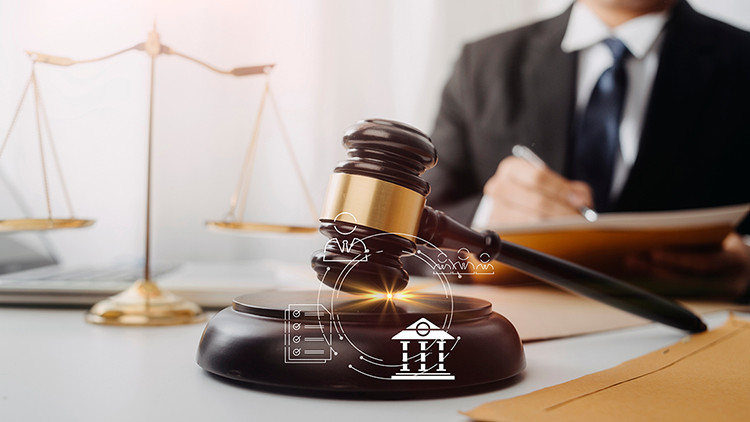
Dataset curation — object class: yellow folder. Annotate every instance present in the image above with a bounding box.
[472,203,750,284]
[463,314,750,422]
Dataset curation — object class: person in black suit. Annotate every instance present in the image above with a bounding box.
[426,0,750,297]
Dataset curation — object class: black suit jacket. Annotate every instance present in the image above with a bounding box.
[426,1,750,233]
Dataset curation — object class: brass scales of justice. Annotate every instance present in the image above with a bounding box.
[0,24,319,326]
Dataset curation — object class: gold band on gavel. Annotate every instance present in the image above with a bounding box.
[320,173,426,238]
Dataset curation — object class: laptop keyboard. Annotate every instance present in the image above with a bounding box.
[0,264,178,290]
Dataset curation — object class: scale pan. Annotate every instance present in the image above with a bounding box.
[206,220,317,234]
[0,218,94,232]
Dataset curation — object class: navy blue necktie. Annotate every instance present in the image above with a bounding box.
[572,38,630,211]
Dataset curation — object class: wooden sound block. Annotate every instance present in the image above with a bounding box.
[197,290,525,396]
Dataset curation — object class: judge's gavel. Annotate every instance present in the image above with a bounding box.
[311,119,706,333]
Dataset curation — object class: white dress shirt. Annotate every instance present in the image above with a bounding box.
[472,2,670,228]
[562,1,669,202]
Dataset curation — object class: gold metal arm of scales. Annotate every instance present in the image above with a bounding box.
[1,24,318,235]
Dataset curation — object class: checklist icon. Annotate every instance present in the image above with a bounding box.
[284,304,333,364]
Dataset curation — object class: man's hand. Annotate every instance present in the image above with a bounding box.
[625,232,750,299]
[483,156,594,225]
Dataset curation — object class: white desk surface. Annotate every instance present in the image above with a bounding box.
[0,305,741,422]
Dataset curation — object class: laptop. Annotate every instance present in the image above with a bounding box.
[0,236,309,308]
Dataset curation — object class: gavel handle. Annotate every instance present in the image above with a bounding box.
[417,206,707,333]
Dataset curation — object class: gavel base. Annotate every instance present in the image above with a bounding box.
[197,290,525,397]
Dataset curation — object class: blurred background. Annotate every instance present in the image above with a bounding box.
[1,0,748,270]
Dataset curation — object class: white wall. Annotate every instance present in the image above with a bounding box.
[0,0,748,268]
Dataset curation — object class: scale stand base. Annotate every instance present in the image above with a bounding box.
[197,290,525,397]
[85,279,206,326]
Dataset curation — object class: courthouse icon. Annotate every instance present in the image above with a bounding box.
[390,318,455,380]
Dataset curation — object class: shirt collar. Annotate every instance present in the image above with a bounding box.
[561,2,670,59]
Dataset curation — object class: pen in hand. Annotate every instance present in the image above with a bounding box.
[511,145,599,222]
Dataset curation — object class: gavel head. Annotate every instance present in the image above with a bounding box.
[310,119,437,294]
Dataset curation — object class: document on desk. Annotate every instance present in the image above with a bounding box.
[443,283,750,341]
[479,203,750,282]
[463,314,750,422]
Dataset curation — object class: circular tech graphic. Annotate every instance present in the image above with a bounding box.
[316,231,461,381]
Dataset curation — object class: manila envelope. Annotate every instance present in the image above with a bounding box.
[463,315,750,422]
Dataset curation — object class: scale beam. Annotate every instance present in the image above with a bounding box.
[26,27,274,77]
